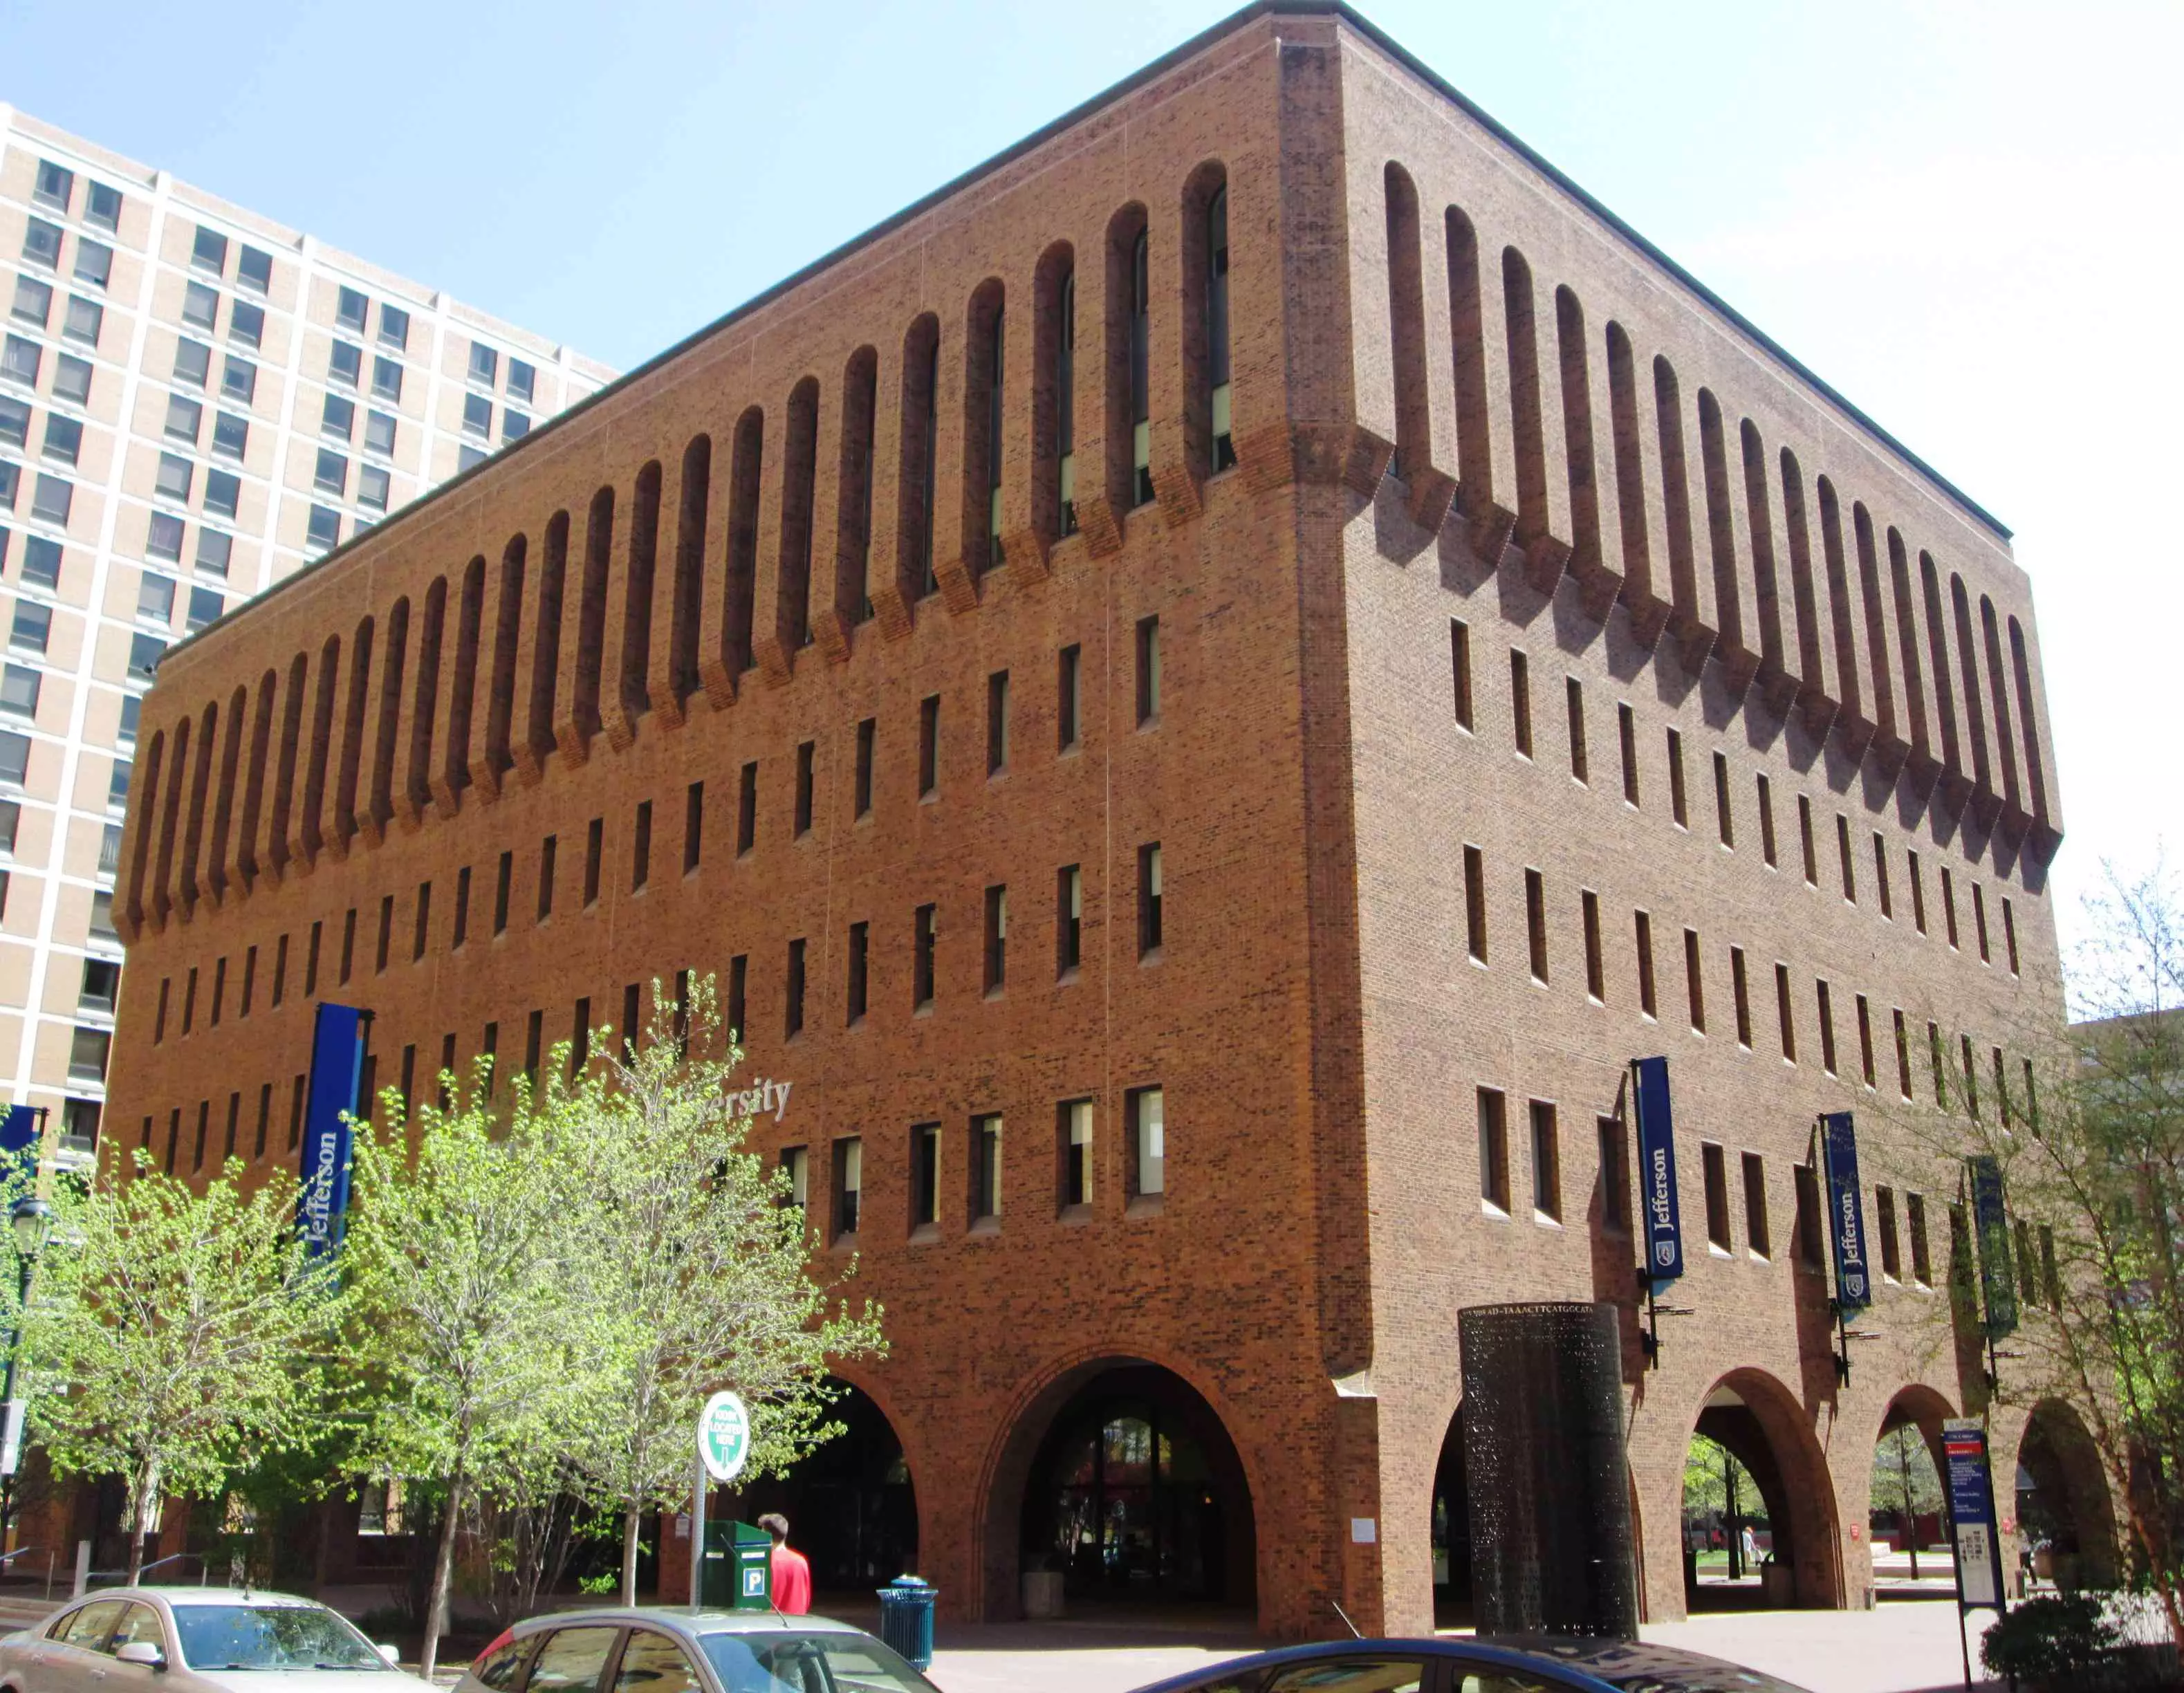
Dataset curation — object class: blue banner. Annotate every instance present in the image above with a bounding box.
[0,1105,38,1184]
[297,1004,367,1258]
[1820,1112,1872,1313]
[1943,1418,2005,1610]
[1968,1154,2017,1340]
[1631,1056,1683,1284]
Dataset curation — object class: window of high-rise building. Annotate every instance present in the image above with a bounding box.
[329,342,362,387]
[137,573,176,623]
[220,355,255,403]
[147,512,185,562]
[1,664,41,719]
[211,412,248,460]
[237,246,272,293]
[229,300,265,349]
[306,506,341,550]
[33,162,73,212]
[503,411,530,442]
[52,354,91,405]
[21,220,63,269]
[0,396,27,450]
[322,394,354,439]
[191,226,228,275]
[62,296,101,346]
[358,465,391,512]
[1,335,39,385]
[174,339,210,387]
[364,409,396,454]
[314,450,347,495]
[508,358,536,404]
[155,454,193,502]
[44,415,82,466]
[371,357,402,402]
[183,281,219,332]
[462,394,492,438]
[164,395,203,443]
[194,529,232,577]
[378,304,409,350]
[86,183,122,232]
[30,473,70,524]
[204,470,240,519]
[335,287,368,333]
[468,342,498,385]
[186,587,224,632]
[72,240,112,290]
[11,277,52,327]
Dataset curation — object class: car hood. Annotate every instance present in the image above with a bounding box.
[190,1669,434,1693]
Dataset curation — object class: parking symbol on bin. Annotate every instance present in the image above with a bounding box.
[743,1566,766,1598]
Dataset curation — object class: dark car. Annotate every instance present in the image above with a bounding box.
[1126,1634,1816,1693]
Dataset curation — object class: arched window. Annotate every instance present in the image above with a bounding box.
[1131,228,1151,506]
[780,380,819,647]
[968,288,1003,569]
[725,409,764,669]
[837,346,878,624]
[1057,266,1077,534]
[1206,183,1232,470]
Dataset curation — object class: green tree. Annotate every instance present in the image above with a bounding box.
[344,1059,592,1678]
[23,1156,342,1582]
[1891,860,2184,1649]
[1871,1425,1944,1578]
[561,979,887,1604]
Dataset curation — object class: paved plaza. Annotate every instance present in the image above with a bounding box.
[922,1601,2002,1693]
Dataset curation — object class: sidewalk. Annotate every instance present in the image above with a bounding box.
[923,1600,2004,1693]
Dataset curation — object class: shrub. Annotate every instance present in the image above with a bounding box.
[1981,1595,2125,1691]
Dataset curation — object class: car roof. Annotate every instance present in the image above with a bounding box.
[1127,1637,1623,1693]
[81,1588,327,1609]
[509,1607,870,1639]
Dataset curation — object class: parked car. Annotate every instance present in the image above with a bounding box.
[1127,1634,1818,1692]
[452,1605,939,1693]
[0,1586,427,1692]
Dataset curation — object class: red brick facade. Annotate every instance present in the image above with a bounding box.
[98,3,2072,1639]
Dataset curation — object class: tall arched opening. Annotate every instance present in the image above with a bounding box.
[1429,1402,1472,1627]
[737,1380,918,1599]
[1871,1385,1955,1598]
[1681,1370,1842,1611]
[2016,1398,2119,1592]
[984,1358,1256,1620]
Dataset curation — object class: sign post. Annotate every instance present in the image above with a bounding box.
[1629,1057,1689,1368]
[1943,1418,2008,1691]
[1820,1113,1873,1385]
[690,1391,752,1609]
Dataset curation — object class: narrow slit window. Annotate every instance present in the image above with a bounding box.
[1712,752,1733,846]
[1565,678,1587,784]
[631,802,651,891]
[1757,774,1777,867]
[1909,850,1928,934]
[686,780,705,870]
[1702,1143,1732,1250]
[1741,1153,1770,1259]
[1683,928,1704,1033]
[846,920,869,1024]
[1972,883,1990,963]
[918,695,939,797]
[1138,842,1163,957]
[1873,834,1893,918]
[1509,649,1532,757]
[786,938,806,1038]
[1836,814,1856,903]
[537,835,556,922]
[983,884,1008,993]
[1876,1187,1901,1279]
[1596,1116,1631,1234]
[1894,1009,1913,1100]
[1057,646,1081,752]
[1775,963,1795,1061]
[1730,947,1752,1048]
[1666,729,1687,826]
[1618,704,1639,806]
[1206,185,1233,470]
[1478,1087,1509,1213]
[2003,897,2020,975]
[1941,867,1959,947]
[988,672,1011,774]
[1581,889,1603,1001]
[412,882,430,961]
[727,956,746,1042]
[910,1125,939,1231]
[1929,1021,1947,1105]
[1463,845,1488,964]
[1129,1085,1165,1199]
[1634,910,1656,1017]
[914,903,936,1009]
[972,1112,1003,1223]
[795,743,815,836]
[1451,620,1473,731]
[1798,795,1818,887]
[1816,979,1837,1075]
[737,761,757,854]
[1856,994,1876,1086]
[1057,864,1082,976]
[584,819,602,906]
[1907,1192,1932,1286]
[1525,868,1548,983]
[1136,616,1162,726]
[855,718,876,816]
[453,869,471,947]
[1060,1099,1093,1210]
[1529,1100,1560,1221]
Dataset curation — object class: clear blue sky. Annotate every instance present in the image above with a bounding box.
[10,0,2178,946]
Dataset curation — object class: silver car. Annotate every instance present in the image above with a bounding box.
[0,1586,428,1692]
[451,1604,939,1693]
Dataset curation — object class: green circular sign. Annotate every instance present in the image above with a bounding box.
[699,1391,751,1483]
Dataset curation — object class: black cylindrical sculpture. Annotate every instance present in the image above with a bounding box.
[1460,1300,1639,1638]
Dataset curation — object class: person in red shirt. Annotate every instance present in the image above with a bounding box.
[759,1512,812,1614]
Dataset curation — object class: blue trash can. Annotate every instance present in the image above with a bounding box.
[875,1574,936,1670]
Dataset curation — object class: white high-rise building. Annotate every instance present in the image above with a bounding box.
[0,104,615,1159]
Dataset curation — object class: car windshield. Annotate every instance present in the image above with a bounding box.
[170,1603,386,1672]
[698,1629,938,1693]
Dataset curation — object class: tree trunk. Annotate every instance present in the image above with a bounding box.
[621,1502,641,1606]
[126,1469,153,1584]
[420,1470,465,1681]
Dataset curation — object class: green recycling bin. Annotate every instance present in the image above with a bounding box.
[701,1520,774,1610]
[876,1575,936,1669]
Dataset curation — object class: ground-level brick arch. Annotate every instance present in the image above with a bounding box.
[1997,1396,2122,1592]
[1676,1364,1846,1612]
[970,1344,1272,1629]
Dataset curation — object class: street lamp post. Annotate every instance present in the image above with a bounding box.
[0,1195,55,1551]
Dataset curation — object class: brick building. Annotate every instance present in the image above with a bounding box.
[94,1,2099,1636]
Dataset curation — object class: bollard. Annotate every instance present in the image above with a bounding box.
[72,1539,89,1598]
